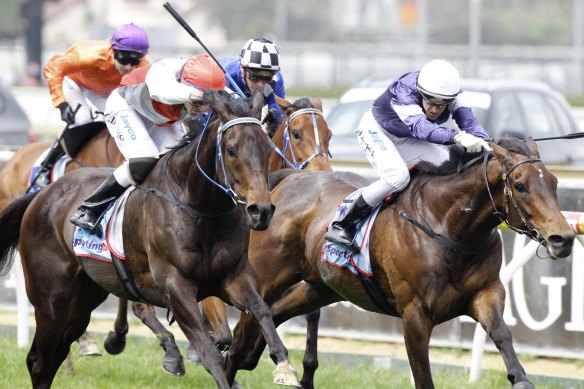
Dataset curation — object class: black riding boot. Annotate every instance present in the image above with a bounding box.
[34,142,65,187]
[324,194,374,253]
[69,174,127,231]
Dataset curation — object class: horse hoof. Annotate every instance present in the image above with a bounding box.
[512,381,534,389]
[104,331,126,355]
[186,345,202,364]
[273,361,301,387]
[78,334,102,356]
[162,357,185,376]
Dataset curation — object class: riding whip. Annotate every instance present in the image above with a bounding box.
[163,2,246,98]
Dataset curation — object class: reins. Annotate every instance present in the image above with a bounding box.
[393,148,545,254]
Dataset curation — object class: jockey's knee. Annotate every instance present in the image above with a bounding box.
[128,156,158,184]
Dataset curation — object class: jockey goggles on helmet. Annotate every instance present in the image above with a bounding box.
[419,91,454,108]
[114,50,144,66]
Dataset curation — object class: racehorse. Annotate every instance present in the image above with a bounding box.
[103,95,334,373]
[224,137,575,389]
[0,91,299,388]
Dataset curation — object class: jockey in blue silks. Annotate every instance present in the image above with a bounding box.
[220,38,286,137]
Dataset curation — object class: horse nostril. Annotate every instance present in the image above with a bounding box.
[247,204,260,219]
[548,234,574,248]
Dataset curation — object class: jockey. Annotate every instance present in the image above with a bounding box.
[220,38,285,137]
[69,54,226,231]
[39,23,150,187]
[325,59,492,252]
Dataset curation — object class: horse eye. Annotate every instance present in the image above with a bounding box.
[292,129,300,139]
[514,182,527,193]
[226,146,236,157]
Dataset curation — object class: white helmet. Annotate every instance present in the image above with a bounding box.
[240,38,280,72]
[416,59,461,101]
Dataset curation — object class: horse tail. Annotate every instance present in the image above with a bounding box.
[0,192,39,276]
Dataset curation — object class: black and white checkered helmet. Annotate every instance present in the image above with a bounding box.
[239,38,280,71]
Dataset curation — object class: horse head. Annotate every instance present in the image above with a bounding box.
[271,96,333,172]
[489,136,574,258]
[203,90,275,230]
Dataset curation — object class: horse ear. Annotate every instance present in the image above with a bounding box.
[491,142,507,159]
[310,97,323,112]
[276,95,291,111]
[525,136,541,158]
[250,91,265,120]
[203,91,229,120]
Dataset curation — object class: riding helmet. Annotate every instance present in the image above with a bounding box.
[240,38,280,72]
[416,59,461,101]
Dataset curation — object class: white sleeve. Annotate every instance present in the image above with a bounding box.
[145,58,193,104]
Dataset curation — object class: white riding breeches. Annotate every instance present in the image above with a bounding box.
[356,109,450,206]
[105,89,186,186]
[62,77,107,127]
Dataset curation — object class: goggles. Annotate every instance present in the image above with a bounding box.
[244,69,274,83]
[114,50,144,66]
[420,91,454,109]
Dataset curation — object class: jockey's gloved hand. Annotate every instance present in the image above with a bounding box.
[454,131,492,153]
[58,102,76,126]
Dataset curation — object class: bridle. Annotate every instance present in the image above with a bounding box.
[482,152,546,244]
[278,108,328,170]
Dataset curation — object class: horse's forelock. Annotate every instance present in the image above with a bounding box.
[292,97,314,109]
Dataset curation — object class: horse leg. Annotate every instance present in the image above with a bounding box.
[470,286,533,388]
[131,301,185,376]
[77,331,102,356]
[242,281,339,389]
[103,298,129,355]
[401,303,434,389]
[223,267,300,388]
[187,296,233,364]
[161,278,231,389]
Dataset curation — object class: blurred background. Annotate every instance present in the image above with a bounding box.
[3,0,584,94]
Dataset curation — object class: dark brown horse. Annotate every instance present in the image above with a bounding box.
[0,91,299,389]
[225,137,574,389]
[103,95,334,372]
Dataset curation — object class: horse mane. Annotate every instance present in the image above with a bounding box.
[268,168,301,190]
[176,91,255,148]
[412,136,530,176]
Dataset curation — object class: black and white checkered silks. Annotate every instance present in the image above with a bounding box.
[240,38,280,71]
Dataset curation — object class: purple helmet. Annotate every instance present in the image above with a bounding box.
[110,23,149,55]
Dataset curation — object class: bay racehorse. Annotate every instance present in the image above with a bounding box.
[224,137,574,389]
[0,91,299,389]
[103,95,334,373]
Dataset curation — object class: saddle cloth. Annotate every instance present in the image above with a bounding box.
[321,189,382,276]
[72,187,133,262]
[28,147,70,193]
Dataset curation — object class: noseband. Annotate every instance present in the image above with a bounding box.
[279,108,328,169]
[483,152,545,244]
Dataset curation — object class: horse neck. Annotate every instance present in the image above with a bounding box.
[404,165,501,244]
[164,125,235,212]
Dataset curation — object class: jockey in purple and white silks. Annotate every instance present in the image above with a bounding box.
[325,59,492,253]
[219,38,286,137]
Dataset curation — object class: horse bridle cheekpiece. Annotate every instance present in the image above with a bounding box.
[483,152,545,244]
[279,108,328,169]
[215,117,263,205]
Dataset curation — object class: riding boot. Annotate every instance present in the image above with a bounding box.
[69,174,127,231]
[34,142,65,187]
[324,194,374,253]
